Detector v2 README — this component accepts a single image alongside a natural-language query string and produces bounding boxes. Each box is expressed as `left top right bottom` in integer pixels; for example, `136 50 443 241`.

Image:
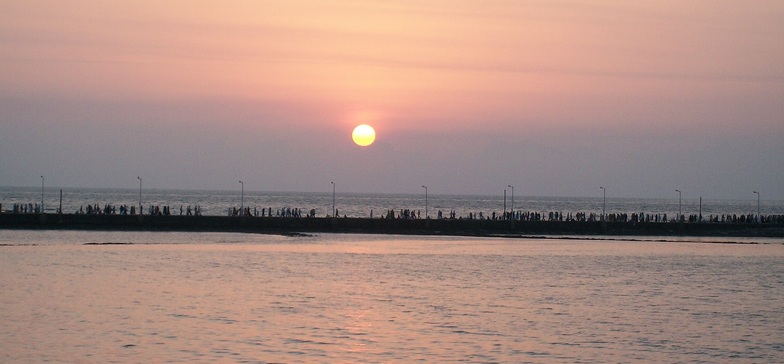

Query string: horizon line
0 185 779 202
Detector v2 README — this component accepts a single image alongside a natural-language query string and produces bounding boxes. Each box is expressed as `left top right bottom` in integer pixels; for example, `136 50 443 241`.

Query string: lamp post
239 180 244 211
137 176 142 215
503 188 507 216
422 185 428 219
600 186 606 221
753 191 760 223
331 181 335 217
508 185 514 220
675 189 682 222
40 176 44 214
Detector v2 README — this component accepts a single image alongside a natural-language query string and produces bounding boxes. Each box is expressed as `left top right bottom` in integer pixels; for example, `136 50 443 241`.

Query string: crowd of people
229 206 314 218
437 210 784 224
71 204 203 216
8 203 46 214
3 201 783 224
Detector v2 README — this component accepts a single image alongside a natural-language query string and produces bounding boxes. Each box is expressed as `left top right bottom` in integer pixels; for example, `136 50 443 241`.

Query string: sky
1 1 783 200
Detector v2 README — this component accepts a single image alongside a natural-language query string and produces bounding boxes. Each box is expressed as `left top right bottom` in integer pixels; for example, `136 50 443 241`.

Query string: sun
352 124 376 146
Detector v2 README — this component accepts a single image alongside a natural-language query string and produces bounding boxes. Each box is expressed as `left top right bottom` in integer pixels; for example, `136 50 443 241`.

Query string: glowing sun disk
352 124 376 146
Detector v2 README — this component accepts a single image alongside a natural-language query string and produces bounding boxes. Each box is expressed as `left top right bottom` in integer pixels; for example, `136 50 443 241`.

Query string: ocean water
1 230 783 362
2 186 782 219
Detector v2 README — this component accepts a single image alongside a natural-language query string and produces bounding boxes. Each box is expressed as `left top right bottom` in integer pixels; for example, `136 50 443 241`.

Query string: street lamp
675 189 682 222
600 186 605 221
137 176 142 215
40 176 44 214
422 185 428 219
331 181 336 217
508 185 514 219
239 180 244 211
753 191 760 223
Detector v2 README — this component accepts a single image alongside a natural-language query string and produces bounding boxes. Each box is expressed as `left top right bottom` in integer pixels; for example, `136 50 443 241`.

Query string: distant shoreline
1 213 782 238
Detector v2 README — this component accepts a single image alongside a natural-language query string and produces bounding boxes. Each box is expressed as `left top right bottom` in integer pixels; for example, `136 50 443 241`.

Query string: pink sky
1 1 783 199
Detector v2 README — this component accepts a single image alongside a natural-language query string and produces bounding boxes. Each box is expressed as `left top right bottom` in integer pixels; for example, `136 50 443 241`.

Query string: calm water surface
3 186 782 218
1 231 783 363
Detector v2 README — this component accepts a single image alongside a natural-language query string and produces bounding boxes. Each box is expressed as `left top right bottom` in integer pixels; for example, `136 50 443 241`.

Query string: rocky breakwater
1 213 783 238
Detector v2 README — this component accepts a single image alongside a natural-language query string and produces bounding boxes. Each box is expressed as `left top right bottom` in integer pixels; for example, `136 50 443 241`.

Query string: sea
1 186 782 218
2 187 784 362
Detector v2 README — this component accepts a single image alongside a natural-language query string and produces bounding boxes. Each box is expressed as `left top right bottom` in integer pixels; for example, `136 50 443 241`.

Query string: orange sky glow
1 1 783 198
